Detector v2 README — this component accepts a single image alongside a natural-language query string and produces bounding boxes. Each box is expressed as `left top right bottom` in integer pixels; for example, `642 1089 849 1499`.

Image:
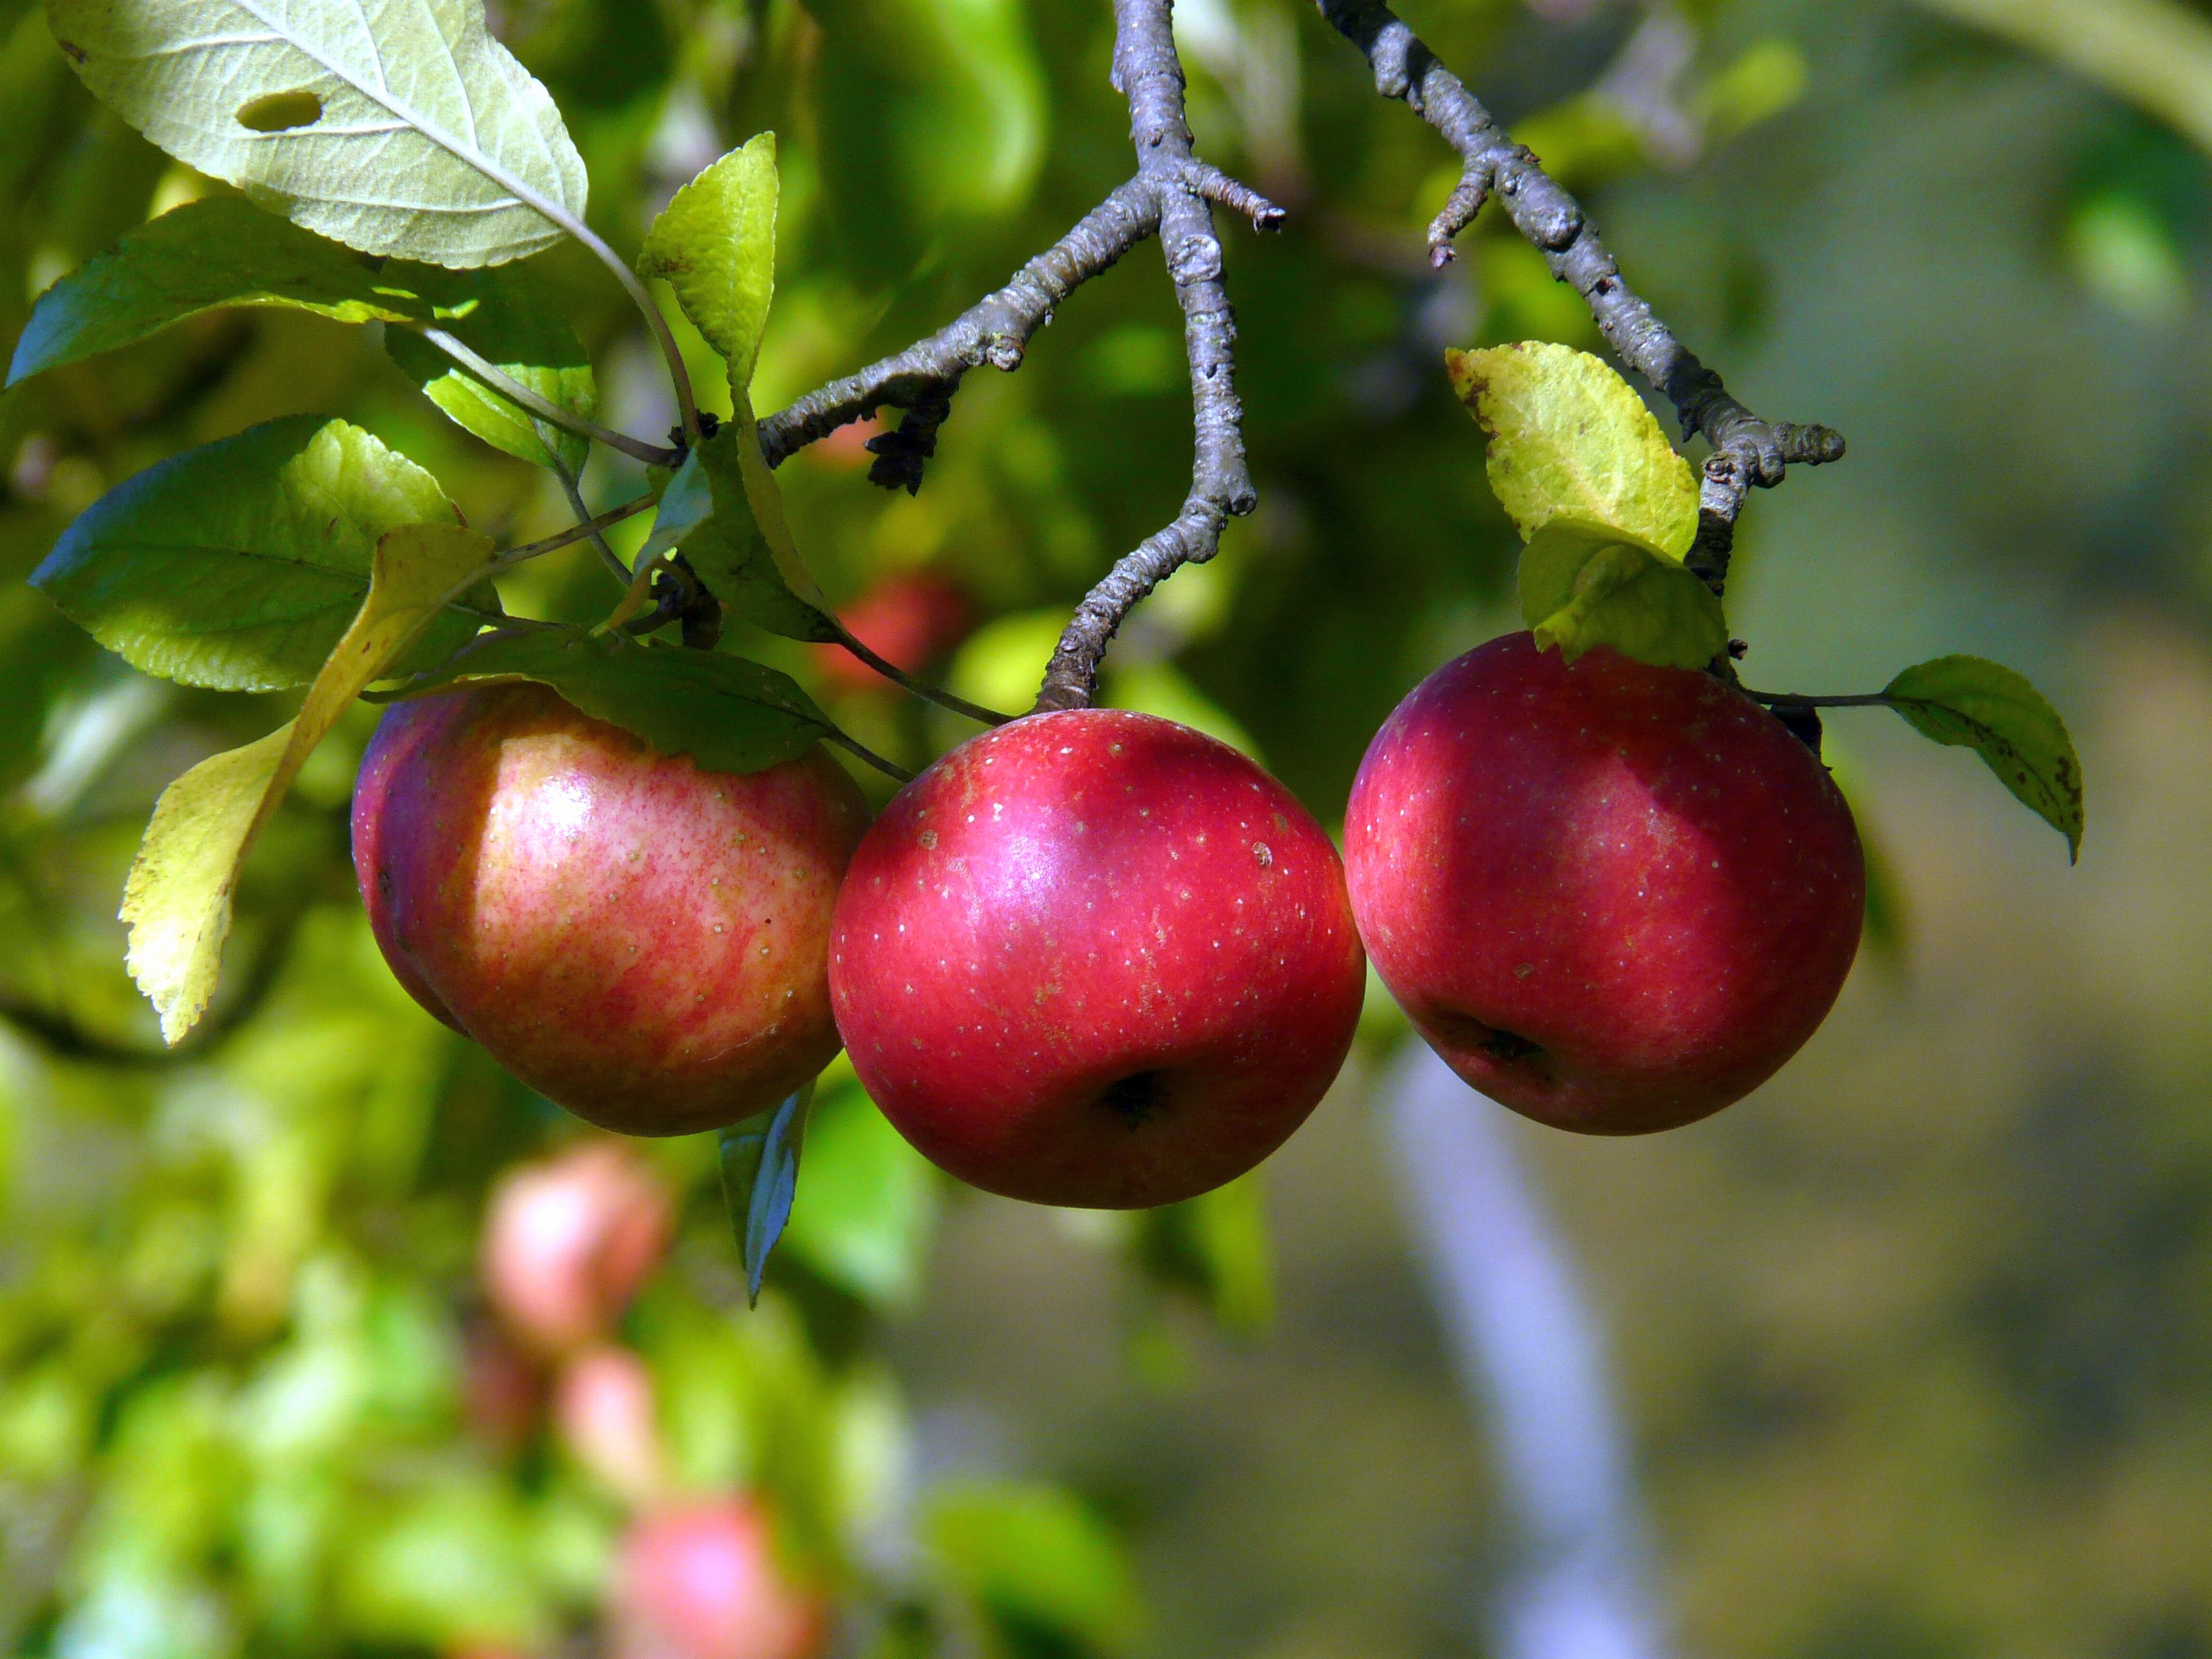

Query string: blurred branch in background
1385 1041 1670 1659
1914 0 2212 159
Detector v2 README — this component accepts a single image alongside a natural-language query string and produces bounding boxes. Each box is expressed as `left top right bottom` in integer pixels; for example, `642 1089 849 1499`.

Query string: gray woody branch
1313 0 1843 589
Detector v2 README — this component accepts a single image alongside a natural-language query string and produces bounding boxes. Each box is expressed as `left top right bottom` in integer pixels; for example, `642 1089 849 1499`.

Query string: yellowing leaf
1447 342 1699 555
1883 656 2085 861
637 134 778 390
122 523 495 1041
1518 517 1728 671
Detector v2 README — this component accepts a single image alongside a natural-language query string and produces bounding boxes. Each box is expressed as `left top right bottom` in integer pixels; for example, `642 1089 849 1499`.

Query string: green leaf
638 132 777 392
120 522 495 1042
1517 516 1728 671
718 1082 813 1308
384 266 596 473
926 1483 1140 1658
779 1065 938 1311
1447 341 1699 554
1883 656 2085 860
667 423 838 642
31 415 474 690
1134 1173 1274 1337
386 627 835 775
8 198 433 384
50 0 589 268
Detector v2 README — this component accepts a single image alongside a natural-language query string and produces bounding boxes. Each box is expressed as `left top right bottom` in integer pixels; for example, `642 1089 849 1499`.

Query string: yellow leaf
121 523 495 1041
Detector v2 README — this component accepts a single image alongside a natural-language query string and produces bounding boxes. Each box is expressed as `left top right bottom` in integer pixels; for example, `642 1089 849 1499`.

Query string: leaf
668 422 838 642
779 1066 938 1310
1447 341 1699 554
50 0 589 268
926 1483 1140 1657
120 522 497 1042
384 266 596 473
638 132 777 391
1134 1173 1274 1337
1884 656 2085 860
31 415 474 690
1517 516 1728 671
718 1083 813 1307
7 197 434 384
384 627 834 775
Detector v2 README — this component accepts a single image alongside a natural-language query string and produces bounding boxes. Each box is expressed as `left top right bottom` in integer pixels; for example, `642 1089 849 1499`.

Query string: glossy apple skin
354 682 869 1136
1344 634 1864 1134
612 1502 821 1659
829 709 1366 1208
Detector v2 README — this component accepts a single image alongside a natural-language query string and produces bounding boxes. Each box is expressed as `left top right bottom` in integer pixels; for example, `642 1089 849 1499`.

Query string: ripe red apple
612 1501 823 1659
828 709 1366 1208
481 1141 672 1355
552 1344 666 1505
1344 632 1864 1134
354 681 869 1135
809 571 974 699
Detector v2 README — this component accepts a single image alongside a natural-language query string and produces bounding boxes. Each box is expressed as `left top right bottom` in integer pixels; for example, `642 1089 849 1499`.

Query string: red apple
354 681 869 1135
552 1344 666 1505
1343 633 1864 1134
809 571 974 699
612 1501 823 1659
828 710 1366 1208
481 1141 672 1355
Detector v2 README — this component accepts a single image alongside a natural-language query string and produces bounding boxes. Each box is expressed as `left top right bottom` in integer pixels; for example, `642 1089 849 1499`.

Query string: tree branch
1312 0 1844 592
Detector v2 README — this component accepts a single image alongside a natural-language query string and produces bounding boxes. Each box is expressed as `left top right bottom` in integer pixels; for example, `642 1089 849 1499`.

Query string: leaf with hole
384 265 596 473
50 0 588 267
1448 341 1699 554
122 522 496 1043
31 415 483 690
638 132 777 392
718 1082 812 1306
1883 656 2085 860
384 627 834 775
1517 516 1727 671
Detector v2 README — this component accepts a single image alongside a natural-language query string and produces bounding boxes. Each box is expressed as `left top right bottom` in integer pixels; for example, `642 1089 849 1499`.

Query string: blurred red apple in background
612 1501 823 1659
830 709 1366 1207
553 1344 666 1506
1344 632 1864 1134
809 571 974 699
482 1142 672 1357
354 681 869 1135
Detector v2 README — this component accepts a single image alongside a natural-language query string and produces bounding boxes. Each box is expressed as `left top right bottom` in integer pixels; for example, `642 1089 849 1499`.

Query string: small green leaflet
1518 517 1728 671
717 1082 812 1306
662 425 839 641
384 266 596 474
925 1483 1141 1657
638 132 778 392
122 522 496 1043
384 627 834 776
1134 1173 1274 1337
50 0 588 268
1884 656 2085 860
1448 341 1699 552
9 197 432 383
32 415 480 691
1449 342 1722 673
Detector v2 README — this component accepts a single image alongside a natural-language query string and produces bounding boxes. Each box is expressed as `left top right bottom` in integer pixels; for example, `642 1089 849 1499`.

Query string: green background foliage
3 0 2212 1656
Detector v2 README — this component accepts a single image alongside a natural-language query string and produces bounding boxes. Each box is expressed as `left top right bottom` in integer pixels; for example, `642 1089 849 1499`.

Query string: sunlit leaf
1135 1173 1274 1337
383 626 835 775
1447 340 1699 554
50 0 588 267
719 1083 812 1307
384 265 596 473
639 132 778 391
120 522 495 1041
1517 516 1727 671
672 421 838 641
1884 655 2085 860
32 415 472 690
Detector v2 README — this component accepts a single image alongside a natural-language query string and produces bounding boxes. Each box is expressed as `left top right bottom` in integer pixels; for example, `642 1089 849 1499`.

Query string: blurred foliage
7 0 2212 1656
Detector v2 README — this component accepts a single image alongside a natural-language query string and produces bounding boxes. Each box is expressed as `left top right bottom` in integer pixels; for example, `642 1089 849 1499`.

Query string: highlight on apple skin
354 681 869 1137
828 708 1368 1209
1344 632 1865 1135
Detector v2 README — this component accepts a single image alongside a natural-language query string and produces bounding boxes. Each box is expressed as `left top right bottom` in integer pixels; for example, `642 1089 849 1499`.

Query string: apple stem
1740 690 1897 710
831 627 1014 727
821 730 916 784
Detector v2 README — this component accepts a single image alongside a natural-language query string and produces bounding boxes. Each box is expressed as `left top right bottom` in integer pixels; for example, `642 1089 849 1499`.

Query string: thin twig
822 730 916 782
558 216 704 444
831 626 1013 726
1739 690 1895 709
1310 0 1844 592
413 326 683 468
554 463 637 586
